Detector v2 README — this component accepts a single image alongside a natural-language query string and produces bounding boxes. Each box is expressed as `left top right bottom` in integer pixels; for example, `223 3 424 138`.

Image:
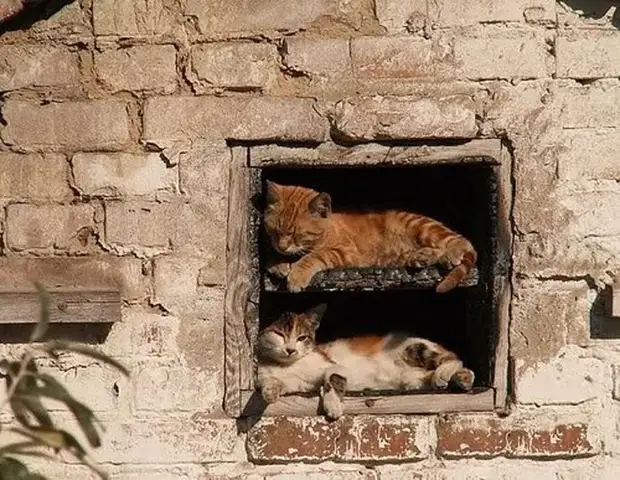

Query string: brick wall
1 0 620 478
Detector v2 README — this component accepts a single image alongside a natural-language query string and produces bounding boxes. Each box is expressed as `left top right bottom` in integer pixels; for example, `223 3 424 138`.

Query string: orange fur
345 335 386 356
264 181 478 293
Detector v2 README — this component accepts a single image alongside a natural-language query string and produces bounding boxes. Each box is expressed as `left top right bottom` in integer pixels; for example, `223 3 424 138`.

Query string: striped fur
263 181 477 293
257 304 474 420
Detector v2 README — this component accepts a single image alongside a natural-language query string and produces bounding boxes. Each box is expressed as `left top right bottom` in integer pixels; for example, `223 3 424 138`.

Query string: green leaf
29 282 51 343
37 341 129 377
0 457 31 480
23 374 102 449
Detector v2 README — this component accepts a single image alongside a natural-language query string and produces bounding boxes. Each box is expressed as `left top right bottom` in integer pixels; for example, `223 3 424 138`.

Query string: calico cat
257 304 474 420
263 181 477 293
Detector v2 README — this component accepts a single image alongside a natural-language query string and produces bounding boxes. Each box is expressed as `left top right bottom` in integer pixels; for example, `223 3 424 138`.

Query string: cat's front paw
286 265 315 293
261 379 283 404
267 262 291 279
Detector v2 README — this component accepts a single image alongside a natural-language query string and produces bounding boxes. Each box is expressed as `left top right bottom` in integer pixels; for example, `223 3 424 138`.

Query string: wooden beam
241 388 495 417
223 147 252 417
0 290 120 324
263 266 479 293
249 139 502 168
612 283 620 317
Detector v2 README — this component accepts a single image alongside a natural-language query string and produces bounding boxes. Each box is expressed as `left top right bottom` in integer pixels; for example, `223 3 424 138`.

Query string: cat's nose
285 348 297 356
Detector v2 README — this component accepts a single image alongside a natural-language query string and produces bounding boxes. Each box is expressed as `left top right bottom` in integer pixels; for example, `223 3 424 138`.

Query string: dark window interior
257 163 499 390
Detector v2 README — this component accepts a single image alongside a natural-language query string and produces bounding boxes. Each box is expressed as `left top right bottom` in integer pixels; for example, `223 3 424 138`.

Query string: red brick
247 416 430 463
437 415 597 458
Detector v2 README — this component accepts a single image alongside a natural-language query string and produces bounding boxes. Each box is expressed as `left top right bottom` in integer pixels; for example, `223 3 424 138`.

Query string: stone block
125 309 180 358
178 142 230 204
185 0 331 37
143 96 327 143
105 200 227 259
98 417 244 463
551 81 620 128
95 45 178 93
0 45 79 91
557 31 620 79
284 37 351 77
5 204 95 252
152 255 203 313
93 0 181 36
511 280 592 368
191 42 279 91
351 36 455 80
111 465 210 480
375 0 555 32
1 100 131 151
454 32 553 80
557 130 620 181
561 190 620 238
437 410 600 458
0 153 72 201
247 416 433 462
330 96 477 141
72 153 177 197
133 360 221 413
516 347 612 405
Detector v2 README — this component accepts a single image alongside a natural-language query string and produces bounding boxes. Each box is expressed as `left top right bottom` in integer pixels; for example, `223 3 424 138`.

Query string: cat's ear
265 180 280 205
305 303 328 329
308 192 331 218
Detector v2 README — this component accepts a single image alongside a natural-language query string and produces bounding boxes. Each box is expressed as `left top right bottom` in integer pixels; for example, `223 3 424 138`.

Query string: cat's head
263 181 332 256
257 303 328 364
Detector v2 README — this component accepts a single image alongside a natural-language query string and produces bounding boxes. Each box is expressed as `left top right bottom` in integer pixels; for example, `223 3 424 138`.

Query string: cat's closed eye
272 330 285 339
297 335 310 342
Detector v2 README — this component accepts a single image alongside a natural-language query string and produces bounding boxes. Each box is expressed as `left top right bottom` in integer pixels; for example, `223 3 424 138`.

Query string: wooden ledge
241 387 494 417
0 289 121 325
263 266 479 293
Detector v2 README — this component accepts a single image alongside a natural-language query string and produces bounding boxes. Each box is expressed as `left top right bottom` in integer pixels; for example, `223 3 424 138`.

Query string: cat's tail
435 247 477 294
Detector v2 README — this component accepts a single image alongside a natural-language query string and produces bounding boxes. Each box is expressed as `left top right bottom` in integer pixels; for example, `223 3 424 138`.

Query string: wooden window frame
223 139 512 418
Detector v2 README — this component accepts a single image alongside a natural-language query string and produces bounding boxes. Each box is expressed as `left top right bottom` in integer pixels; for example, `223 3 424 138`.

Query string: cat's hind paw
449 368 475 392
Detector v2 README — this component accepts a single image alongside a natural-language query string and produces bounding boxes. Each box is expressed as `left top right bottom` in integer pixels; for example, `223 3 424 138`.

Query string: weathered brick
111 465 210 480
93 0 180 36
96 45 178 93
179 142 230 204
0 256 149 303
133 361 221 413
551 81 620 128
191 43 279 91
558 130 620 181
267 472 377 480
98 417 244 463
437 413 599 458
72 153 177 197
557 31 620 79
153 255 204 313
247 416 432 463
330 96 477 141
351 36 455 80
428 0 555 26
185 0 331 36
511 280 592 368
1 100 131 151
454 33 553 80
5 204 95 252
375 0 555 32
143 96 327 142
0 153 72 201
561 190 620 238
517 349 611 405
105 201 227 258
127 309 180 358
283 37 351 77
0 45 79 91
614 365 620 401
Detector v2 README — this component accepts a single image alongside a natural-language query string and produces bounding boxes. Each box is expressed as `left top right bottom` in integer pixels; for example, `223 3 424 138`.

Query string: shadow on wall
0 0 75 34
559 0 620 28
589 285 620 339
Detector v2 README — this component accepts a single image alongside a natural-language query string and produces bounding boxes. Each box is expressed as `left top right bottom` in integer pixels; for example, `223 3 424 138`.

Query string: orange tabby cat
257 303 474 420
263 181 477 293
